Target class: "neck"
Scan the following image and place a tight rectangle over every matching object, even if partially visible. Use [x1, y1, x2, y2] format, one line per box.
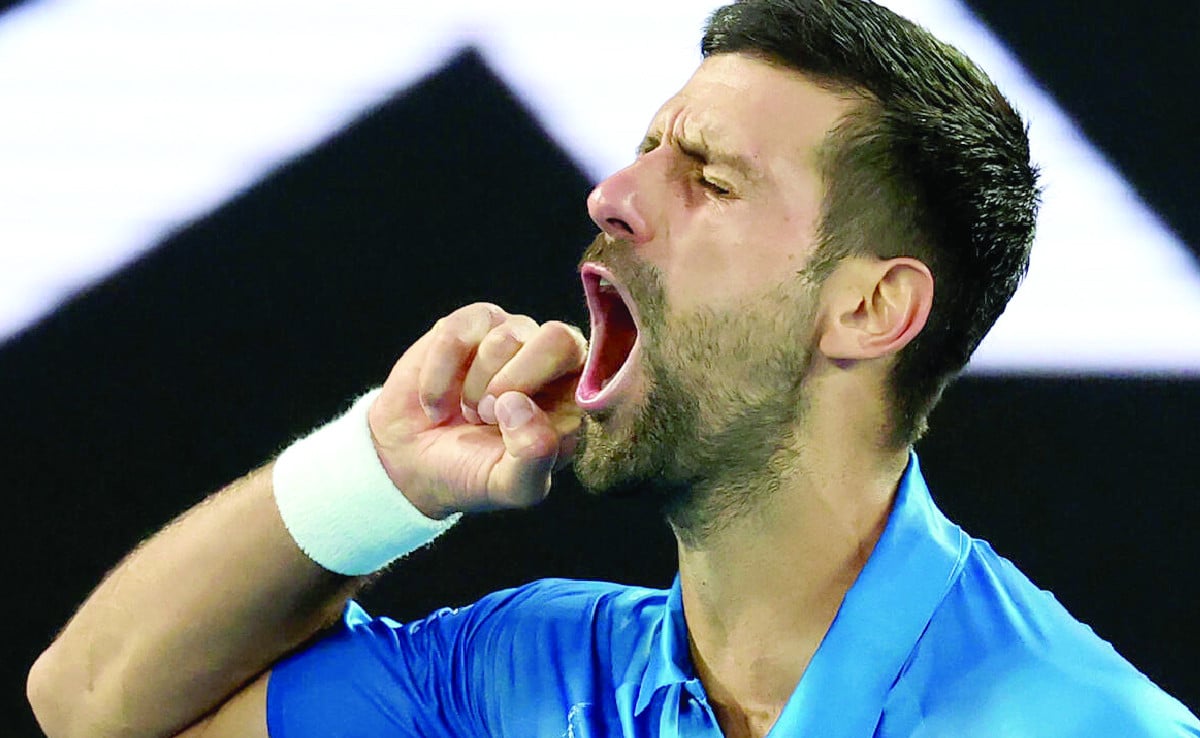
[673, 417, 909, 736]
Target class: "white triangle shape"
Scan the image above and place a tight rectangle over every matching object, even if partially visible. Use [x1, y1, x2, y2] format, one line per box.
[1, 0, 1196, 373]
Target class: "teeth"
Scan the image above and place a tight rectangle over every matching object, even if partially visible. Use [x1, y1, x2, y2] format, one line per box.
[598, 277, 614, 290]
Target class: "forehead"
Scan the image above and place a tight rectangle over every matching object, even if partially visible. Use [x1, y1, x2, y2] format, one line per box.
[648, 53, 858, 171]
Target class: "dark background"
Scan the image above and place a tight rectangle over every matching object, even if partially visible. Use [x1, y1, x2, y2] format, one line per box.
[4, 1, 1197, 734]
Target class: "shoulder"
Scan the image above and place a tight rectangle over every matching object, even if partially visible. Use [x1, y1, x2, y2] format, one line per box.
[381, 577, 668, 663]
[335, 577, 658, 646]
[884, 538, 1200, 736]
[901, 656, 1200, 737]
[463, 576, 665, 629]
[268, 579, 669, 736]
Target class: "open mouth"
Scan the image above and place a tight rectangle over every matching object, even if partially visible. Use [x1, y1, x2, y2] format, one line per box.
[576, 262, 642, 411]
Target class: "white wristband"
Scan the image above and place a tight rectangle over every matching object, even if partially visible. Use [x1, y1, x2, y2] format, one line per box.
[272, 388, 461, 576]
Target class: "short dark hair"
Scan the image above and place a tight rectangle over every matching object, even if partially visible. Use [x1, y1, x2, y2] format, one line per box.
[702, 0, 1041, 446]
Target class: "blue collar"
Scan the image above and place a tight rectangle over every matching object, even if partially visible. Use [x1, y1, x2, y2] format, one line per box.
[633, 564, 695, 714]
[633, 452, 969, 732]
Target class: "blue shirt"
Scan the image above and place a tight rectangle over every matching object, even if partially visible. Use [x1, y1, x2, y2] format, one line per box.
[267, 455, 1199, 736]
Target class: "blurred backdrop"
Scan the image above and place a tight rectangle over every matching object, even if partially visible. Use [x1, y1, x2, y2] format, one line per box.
[2, 1, 1197, 734]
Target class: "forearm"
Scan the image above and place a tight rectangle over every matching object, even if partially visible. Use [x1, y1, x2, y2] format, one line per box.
[27, 304, 585, 738]
[27, 464, 361, 738]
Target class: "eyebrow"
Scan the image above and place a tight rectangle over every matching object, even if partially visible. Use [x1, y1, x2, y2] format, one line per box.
[637, 133, 761, 182]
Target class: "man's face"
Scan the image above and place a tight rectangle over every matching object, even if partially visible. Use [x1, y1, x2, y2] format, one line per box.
[572, 54, 857, 507]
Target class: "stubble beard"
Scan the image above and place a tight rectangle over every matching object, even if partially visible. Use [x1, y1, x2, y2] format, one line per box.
[573, 240, 817, 548]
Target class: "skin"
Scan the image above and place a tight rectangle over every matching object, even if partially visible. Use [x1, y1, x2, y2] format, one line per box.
[579, 54, 934, 736]
[27, 53, 933, 738]
[574, 230, 821, 545]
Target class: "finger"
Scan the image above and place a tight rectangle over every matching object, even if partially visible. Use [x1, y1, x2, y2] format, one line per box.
[554, 431, 580, 472]
[416, 303, 507, 423]
[482, 321, 588, 402]
[546, 398, 582, 473]
[486, 391, 560, 508]
[371, 322, 449, 440]
[460, 315, 539, 417]
[459, 401, 481, 425]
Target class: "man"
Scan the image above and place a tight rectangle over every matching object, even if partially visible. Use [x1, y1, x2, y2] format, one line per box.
[26, 1, 1199, 736]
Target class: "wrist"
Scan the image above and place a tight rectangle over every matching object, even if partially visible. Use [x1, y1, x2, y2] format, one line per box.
[364, 417, 458, 522]
[391, 483, 457, 522]
[272, 389, 461, 576]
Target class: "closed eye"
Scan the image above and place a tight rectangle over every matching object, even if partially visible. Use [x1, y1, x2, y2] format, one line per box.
[697, 173, 732, 196]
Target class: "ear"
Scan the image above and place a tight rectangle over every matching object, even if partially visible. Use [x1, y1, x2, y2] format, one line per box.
[818, 257, 933, 363]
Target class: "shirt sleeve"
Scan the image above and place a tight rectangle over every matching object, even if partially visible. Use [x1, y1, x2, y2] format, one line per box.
[266, 598, 492, 738]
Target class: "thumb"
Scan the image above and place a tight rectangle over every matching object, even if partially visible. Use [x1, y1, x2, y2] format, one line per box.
[486, 391, 559, 508]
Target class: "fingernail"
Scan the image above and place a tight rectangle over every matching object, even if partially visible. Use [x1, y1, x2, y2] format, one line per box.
[496, 394, 533, 430]
[460, 401, 480, 425]
[422, 400, 448, 424]
[478, 394, 497, 425]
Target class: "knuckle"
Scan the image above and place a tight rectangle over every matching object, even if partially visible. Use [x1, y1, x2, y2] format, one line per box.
[477, 331, 519, 364]
[458, 301, 503, 317]
[541, 321, 587, 357]
[483, 326, 519, 348]
[509, 314, 540, 332]
[539, 320, 570, 342]
[546, 320, 587, 343]
[441, 303, 504, 335]
[433, 331, 471, 355]
[469, 302, 507, 325]
[432, 316, 465, 345]
[481, 349, 514, 372]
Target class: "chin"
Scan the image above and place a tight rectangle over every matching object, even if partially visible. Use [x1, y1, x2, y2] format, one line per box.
[572, 412, 654, 498]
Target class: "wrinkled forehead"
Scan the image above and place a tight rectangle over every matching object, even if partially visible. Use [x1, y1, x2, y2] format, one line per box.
[643, 54, 868, 180]
[644, 53, 862, 170]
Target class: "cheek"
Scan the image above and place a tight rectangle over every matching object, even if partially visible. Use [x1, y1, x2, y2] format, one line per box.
[656, 232, 757, 310]
[662, 244, 802, 313]
[654, 198, 818, 310]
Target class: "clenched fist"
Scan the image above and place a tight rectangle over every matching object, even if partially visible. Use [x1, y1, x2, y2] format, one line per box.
[367, 303, 587, 519]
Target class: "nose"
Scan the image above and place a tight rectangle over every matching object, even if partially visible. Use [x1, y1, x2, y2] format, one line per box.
[587, 164, 653, 244]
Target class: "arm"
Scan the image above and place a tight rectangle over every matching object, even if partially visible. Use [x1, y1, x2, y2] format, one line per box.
[26, 464, 352, 738]
[27, 302, 586, 738]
